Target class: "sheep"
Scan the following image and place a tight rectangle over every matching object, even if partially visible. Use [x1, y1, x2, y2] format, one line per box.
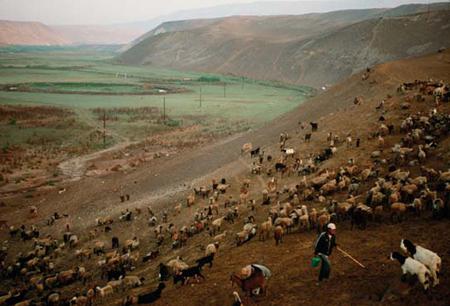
[412, 198, 424, 216]
[259, 217, 272, 241]
[379, 124, 389, 136]
[96, 216, 113, 226]
[213, 231, 227, 243]
[124, 237, 139, 251]
[317, 212, 330, 232]
[29, 206, 38, 218]
[236, 230, 250, 246]
[211, 217, 225, 235]
[274, 225, 284, 245]
[390, 202, 407, 223]
[390, 169, 410, 181]
[241, 143, 252, 154]
[166, 257, 189, 274]
[122, 275, 144, 288]
[390, 252, 431, 291]
[47, 292, 60, 306]
[96, 285, 114, 297]
[69, 234, 79, 248]
[309, 208, 318, 229]
[174, 203, 182, 215]
[186, 194, 196, 207]
[205, 242, 219, 257]
[94, 241, 105, 256]
[107, 278, 123, 291]
[417, 145, 426, 162]
[439, 170, 450, 183]
[320, 179, 337, 195]
[400, 239, 441, 287]
[274, 217, 293, 230]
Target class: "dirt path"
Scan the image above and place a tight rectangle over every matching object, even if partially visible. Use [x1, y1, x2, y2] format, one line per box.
[59, 108, 133, 179]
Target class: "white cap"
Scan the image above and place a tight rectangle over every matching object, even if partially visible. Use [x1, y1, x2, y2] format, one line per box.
[327, 223, 336, 230]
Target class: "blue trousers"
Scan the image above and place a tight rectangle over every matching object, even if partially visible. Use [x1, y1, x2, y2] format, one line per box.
[318, 254, 331, 281]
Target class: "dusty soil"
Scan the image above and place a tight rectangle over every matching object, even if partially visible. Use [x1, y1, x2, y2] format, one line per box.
[0, 50, 449, 306]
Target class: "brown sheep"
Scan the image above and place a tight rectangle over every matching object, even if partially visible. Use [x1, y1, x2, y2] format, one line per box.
[317, 212, 330, 232]
[309, 208, 318, 229]
[374, 205, 383, 222]
[186, 194, 195, 207]
[390, 202, 407, 223]
[274, 226, 284, 245]
[274, 217, 294, 233]
[259, 217, 273, 241]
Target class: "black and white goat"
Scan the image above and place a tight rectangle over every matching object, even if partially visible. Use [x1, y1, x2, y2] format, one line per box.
[390, 252, 431, 291]
[400, 239, 442, 287]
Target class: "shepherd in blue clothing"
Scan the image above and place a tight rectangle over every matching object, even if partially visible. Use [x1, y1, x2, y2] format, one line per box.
[314, 223, 337, 283]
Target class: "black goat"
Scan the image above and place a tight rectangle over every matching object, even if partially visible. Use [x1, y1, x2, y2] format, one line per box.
[143, 250, 159, 263]
[123, 283, 166, 305]
[173, 264, 205, 285]
[112, 237, 119, 249]
[195, 254, 215, 269]
[158, 263, 170, 281]
[250, 147, 260, 158]
[275, 163, 287, 172]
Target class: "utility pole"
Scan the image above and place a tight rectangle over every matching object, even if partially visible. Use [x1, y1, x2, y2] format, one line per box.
[103, 110, 106, 148]
[223, 82, 226, 98]
[163, 96, 166, 122]
[241, 77, 244, 90]
[199, 86, 202, 108]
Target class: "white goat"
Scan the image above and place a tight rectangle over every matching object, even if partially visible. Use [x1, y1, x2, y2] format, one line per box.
[400, 239, 441, 287]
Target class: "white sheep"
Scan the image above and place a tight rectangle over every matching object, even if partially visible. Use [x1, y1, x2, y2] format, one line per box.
[205, 242, 219, 256]
[96, 285, 114, 297]
[122, 275, 144, 288]
[390, 252, 431, 291]
[400, 239, 442, 287]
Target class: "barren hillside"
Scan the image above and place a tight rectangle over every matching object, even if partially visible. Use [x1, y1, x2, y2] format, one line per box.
[119, 8, 450, 88]
[1, 48, 449, 305]
[0, 20, 70, 46]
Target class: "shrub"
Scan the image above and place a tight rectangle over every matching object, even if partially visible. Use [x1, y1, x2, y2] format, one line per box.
[198, 76, 221, 82]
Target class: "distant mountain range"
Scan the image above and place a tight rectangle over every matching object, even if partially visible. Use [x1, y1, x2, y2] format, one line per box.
[0, 20, 70, 46]
[0, 1, 446, 46]
[118, 3, 450, 88]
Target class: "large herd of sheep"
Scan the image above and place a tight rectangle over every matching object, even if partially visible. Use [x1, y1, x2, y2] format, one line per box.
[0, 76, 448, 306]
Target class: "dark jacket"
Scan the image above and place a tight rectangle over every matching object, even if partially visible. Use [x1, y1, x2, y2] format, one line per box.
[314, 232, 336, 256]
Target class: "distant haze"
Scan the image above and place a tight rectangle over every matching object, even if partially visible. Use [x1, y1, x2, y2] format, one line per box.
[0, 0, 446, 25]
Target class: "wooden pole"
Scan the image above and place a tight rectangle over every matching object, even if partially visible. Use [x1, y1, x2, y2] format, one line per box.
[103, 110, 106, 148]
[337, 247, 366, 268]
[223, 82, 226, 98]
[163, 96, 166, 122]
[199, 86, 202, 108]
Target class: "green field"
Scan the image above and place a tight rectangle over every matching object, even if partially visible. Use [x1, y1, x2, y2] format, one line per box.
[0, 46, 314, 149]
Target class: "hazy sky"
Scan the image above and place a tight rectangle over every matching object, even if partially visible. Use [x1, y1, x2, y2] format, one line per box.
[0, 0, 444, 25]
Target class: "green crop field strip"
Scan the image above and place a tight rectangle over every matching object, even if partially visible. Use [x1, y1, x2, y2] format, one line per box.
[0, 46, 314, 151]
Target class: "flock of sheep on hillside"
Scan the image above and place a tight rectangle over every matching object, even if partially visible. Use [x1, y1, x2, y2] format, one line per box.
[0, 78, 449, 305]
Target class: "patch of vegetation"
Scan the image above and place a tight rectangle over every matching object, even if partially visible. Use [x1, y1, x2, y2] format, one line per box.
[165, 119, 181, 127]
[198, 76, 221, 82]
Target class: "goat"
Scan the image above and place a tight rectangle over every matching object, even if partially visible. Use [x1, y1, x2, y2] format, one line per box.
[390, 252, 431, 291]
[173, 264, 205, 285]
[123, 283, 166, 305]
[400, 239, 441, 287]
